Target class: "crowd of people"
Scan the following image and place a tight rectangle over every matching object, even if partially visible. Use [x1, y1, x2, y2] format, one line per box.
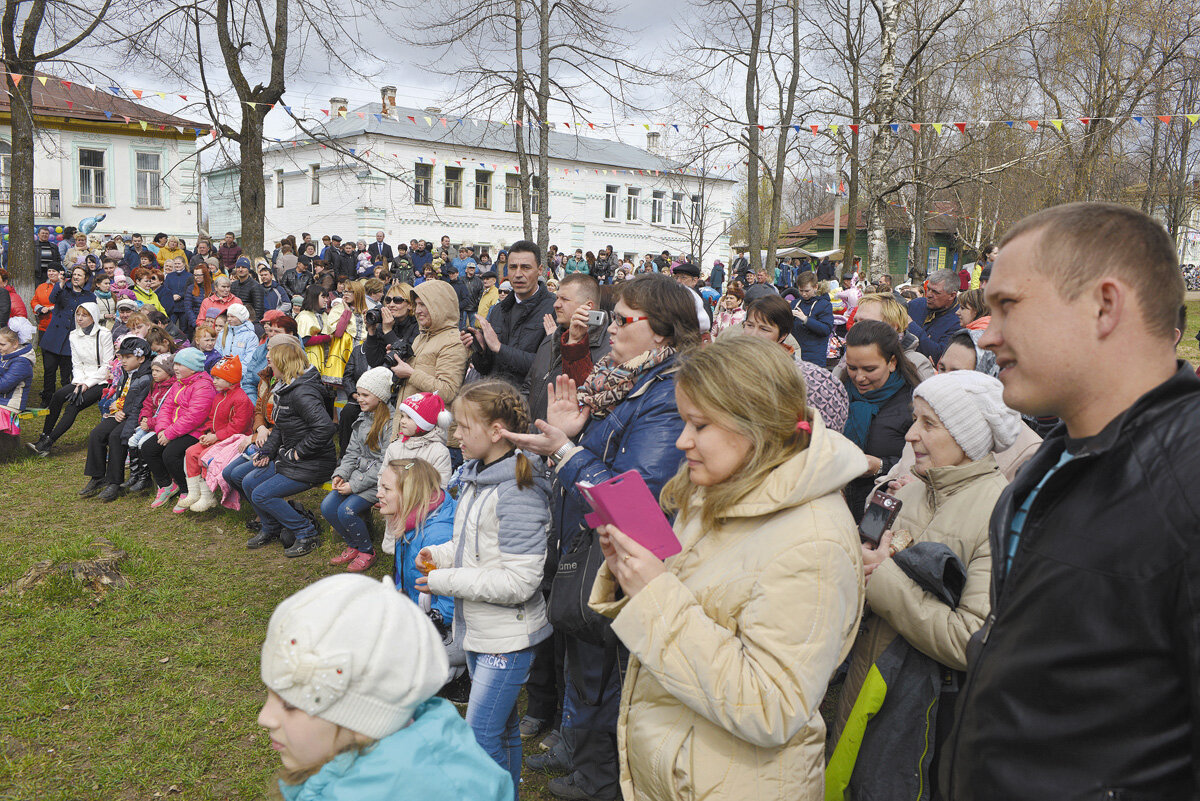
[3, 201, 1200, 801]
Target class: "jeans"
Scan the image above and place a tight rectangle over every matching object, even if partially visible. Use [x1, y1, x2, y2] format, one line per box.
[320, 490, 375, 553]
[466, 647, 535, 799]
[241, 461, 318, 540]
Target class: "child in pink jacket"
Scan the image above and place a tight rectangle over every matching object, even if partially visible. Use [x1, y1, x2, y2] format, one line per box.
[139, 347, 217, 508]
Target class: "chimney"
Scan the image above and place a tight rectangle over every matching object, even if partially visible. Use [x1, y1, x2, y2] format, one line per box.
[381, 85, 396, 116]
[646, 130, 661, 154]
[331, 96, 348, 115]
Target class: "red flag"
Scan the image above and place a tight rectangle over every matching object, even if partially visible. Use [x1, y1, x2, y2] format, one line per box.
[66, 100, 73, 109]
[321, 109, 329, 115]
[810, 124, 819, 133]
[954, 122, 966, 134]
[61, 80, 72, 89]
[588, 123, 594, 129]
[179, 94, 187, 101]
[757, 124, 765, 131]
[911, 123, 921, 131]
[1080, 117, 1090, 125]
[407, 115, 415, 123]
[849, 124, 859, 134]
[1027, 120, 1039, 130]
[132, 89, 143, 98]
[1157, 115, 1172, 123]
[10, 75, 21, 86]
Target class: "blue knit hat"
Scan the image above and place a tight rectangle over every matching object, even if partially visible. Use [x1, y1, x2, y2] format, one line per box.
[174, 347, 206, 373]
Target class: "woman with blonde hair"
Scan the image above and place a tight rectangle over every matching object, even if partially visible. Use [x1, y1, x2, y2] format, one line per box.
[156, 235, 186, 267]
[835, 293, 936, 382]
[956, 287, 990, 330]
[322, 280, 369, 387]
[588, 335, 866, 801]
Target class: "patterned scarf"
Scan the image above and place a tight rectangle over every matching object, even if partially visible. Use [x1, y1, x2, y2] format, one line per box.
[579, 346, 674, 419]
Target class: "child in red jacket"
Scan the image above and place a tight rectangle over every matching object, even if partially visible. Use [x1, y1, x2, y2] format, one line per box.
[176, 354, 254, 513]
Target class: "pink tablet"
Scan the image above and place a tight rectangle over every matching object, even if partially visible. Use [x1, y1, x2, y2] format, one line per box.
[576, 470, 682, 560]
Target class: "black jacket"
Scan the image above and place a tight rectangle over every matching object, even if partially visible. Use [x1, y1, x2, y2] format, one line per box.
[117, 361, 155, 440]
[262, 367, 337, 485]
[367, 241, 393, 262]
[281, 268, 313, 298]
[943, 364, 1200, 801]
[844, 382, 914, 521]
[329, 250, 357, 281]
[36, 241, 62, 283]
[230, 276, 265, 321]
[363, 315, 419, 367]
[522, 320, 610, 421]
[472, 285, 557, 387]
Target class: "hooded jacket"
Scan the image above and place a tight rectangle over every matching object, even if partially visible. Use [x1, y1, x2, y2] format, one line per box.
[0, 343, 35, 413]
[204, 385, 255, 441]
[394, 494, 457, 623]
[426, 451, 553, 654]
[69, 302, 116, 388]
[378, 426, 453, 493]
[195, 292, 240, 325]
[790, 294, 834, 366]
[588, 417, 867, 801]
[218, 319, 260, 364]
[115, 360, 155, 439]
[388, 281, 469, 441]
[333, 404, 393, 502]
[156, 369, 217, 440]
[471, 284, 557, 387]
[262, 367, 337, 485]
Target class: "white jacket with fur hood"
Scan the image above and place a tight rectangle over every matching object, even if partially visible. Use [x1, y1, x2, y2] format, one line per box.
[69, 301, 115, 388]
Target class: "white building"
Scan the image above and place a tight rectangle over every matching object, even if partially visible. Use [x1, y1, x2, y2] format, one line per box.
[0, 77, 206, 241]
[205, 87, 735, 264]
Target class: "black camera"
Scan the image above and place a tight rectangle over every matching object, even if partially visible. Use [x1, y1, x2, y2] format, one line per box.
[384, 345, 402, 368]
[365, 307, 383, 327]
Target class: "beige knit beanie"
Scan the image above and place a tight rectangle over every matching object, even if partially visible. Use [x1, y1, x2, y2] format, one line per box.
[913, 371, 1022, 460]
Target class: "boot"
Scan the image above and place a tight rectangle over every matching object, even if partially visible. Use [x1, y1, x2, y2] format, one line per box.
[78, 477, 105, 498]
[26, 434, 51, 456]
[128, 466, 153, 494]
[97, 483, 122, 503]
[188, 480, 217, 513]
[173, 476, 202, 513]
[121, 454, 143, 489]
[246, 529, 280, 549]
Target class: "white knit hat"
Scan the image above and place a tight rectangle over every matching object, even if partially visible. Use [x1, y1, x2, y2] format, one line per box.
[226, 303, 250, 324]
[356, 367, 394, 403]
[913, 371, 1022, 461]
[260, 574, 448, 739]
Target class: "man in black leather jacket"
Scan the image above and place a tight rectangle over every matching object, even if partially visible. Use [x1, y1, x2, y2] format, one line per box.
[942, 202, 1200, 801]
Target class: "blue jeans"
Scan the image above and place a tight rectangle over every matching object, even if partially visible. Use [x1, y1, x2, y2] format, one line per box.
[320, 490, 375, 553]
[222, 454, 259, 509]
[241, 461, 318, 541]
[466, 647, 535, 798]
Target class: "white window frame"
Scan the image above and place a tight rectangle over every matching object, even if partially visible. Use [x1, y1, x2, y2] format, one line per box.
[475, 170, 492, 210]
[505, 174, 520, 212]
[444, 166, 463, 208]
[78, 146, 109, 206]
[651, 190, 665, 224]
[414, 163, 432, 205]
[671, 192, 684, 226]
[604, 185, 619, 219]
[310, 165, 321, 205]
[275, 169, 284, 208]
[625, 187, 640, 221]
[691, 193, 702, 224]
[133, 150, 164, 208]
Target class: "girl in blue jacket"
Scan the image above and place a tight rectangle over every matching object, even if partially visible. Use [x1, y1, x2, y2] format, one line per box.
[379, 456, 455, 622]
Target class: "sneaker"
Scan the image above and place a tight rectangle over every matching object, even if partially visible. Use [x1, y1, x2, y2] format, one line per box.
[26, 434, 50, 455]
[149, 483, 179, 509]
[330, 547, 359, 566]
[96, 484, 122, 503]
[520, 715, 549, 740]
[547, 775, 615, 801]
[246, 529, 280, 549]
[540, 729, 563, 752]
[526, 749, 570, 775]
[283, 537, 319, 558]
[78, 477, 105, 498]
[346, 551, 376, 573]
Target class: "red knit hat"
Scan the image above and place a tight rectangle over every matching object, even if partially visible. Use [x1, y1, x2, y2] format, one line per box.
[398, 392, 451, 432]
[211, 355, 242, 383]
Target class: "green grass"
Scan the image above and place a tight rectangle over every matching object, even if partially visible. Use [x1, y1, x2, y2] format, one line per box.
[0, 393, 559, 800]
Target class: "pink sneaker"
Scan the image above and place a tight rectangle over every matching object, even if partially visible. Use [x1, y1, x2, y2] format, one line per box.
[150, 483, 179, 509]
[329, 547, 359, 566]
[346, 551, 377, 573]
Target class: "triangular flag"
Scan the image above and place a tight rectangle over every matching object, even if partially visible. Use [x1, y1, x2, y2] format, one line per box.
[791, 125, 800, 132]
[338, 110, 347, 117]
[954, 122, 967, 134]
[66, 101, 74, 110]
[179, 94, 188, 101]
[424, 116, 432, 125]
[122, 115, 130, 123]
[849, 124, 859, 134]
[563, 122, 571, 128]
[1188, 114, 1200, 124]
[357, 112, 365, 118]
[103, 110, 112, 119]
[109, 86, 120, 95]
[37, 76, 48, 86]
[322, 109, 329, 115]
[589, 123, 595, 130]
[911, 123, 922, 132]
[1051, 119, 1063, 130]
[132, 89, 143, 98]
[139, 120, 148, 130]
[644, 123, 650, 130]
[374, 114, 382, 121]
[1133, 116, 1143, 124]
[407, 115, 415, 123]
[890, 123, 899, 133]
[430, 159, 436, 165]
[830, 124, 839, 133]
[1157, 115, 1172, 123]
[1003, 121, 1014, 127]
[283, 105, 292, 113]
[1079, 117, 1090, 125]
[932, 122, 942, 134]
[810, 124, 819, 133]
[440, 117, 447, 127]
[349, 148, 356, 155]
[157, 92, 165, 100]
[673, 124, 679, 132]
[61, 80, 71, 89]
[247, 101, 256, 108]
[1027, 120, 1039, 130]
[9, 74, 20, 86]
[756, 124, 765, 131]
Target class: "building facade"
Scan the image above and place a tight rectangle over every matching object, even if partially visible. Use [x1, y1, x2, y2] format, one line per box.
[0, 78, 206, 242]
[205, 88, 735, 264]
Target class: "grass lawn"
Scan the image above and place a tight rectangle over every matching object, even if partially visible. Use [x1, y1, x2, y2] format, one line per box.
[3, 304, 1198, 800]
[0, 390, 559, 800]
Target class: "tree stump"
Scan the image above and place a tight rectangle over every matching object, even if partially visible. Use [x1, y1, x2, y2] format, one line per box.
[2, 539, 130, 600]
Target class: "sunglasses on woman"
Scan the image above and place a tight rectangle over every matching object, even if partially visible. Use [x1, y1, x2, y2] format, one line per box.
[384, 295, 407, 304]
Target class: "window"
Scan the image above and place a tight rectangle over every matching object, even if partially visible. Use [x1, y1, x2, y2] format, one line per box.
[414, 163, 432, 205]
[691, 194, 702, 223]
[604, 185, 619, 219]
[475, 170, 492, 210]
[651, 190, 665, 224]
[135, 151, 162, 207]
[275, 169, 284, 208]
[79, 148, 106, 205]
[531, 175, 542, 215]
[505, 174, 520, 212]
[310, 165, 320, 205]
[625, 187, 640, 221]
[671, 192, 684, 225]
[445, 166, 463, 208]
[0, 153, 10, 194]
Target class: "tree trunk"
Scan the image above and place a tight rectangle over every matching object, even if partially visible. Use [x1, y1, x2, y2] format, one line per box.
[511, 0, 534, 242]
[535, 0, 551, 260]
[744, 0, 764, 269]
[865, 0, 901, 276]
[4, 69, 37, 299]
[844, 119, 860, 273]
[238, 111, 269, 261]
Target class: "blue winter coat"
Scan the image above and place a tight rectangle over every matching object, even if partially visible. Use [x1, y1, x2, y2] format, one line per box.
[240, 341, 270, 402]
[41, 283, 96, 355]
[162, 271, 193, 316]
[0, 343, 35, 412]
[791, 294, 835, 365]
[217, 320, 259, 364]
[278, 697, 513, 801]
[394, 494, 456, 623]
[906, 297, 961, 361]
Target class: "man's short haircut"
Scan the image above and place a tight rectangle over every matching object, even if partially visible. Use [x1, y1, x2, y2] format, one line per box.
[796, 271, 817, 289]
[560, 273, 601, 305]
[999, 202, 1183, 339]
[507, 239, 542, 267]
[746, 295, 793, 338]
[927, 269, 957, 290]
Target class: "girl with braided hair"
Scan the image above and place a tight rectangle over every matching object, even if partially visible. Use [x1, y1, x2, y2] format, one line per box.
[414, 379, 551, 798]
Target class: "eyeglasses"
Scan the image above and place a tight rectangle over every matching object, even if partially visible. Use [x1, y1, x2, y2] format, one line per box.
[384, 295, 407, 304]
[613, 315, 648, 327]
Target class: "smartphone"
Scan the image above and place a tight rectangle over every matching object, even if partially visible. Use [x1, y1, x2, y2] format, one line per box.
[859, 490, 902, 545]
[585, 309, 607, 327]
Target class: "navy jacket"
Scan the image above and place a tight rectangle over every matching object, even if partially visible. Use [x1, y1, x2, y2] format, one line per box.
[791, 294, 834, 365]
[41, 283, 96, 355]
[0, 343, 35, 412]
[906, 297, 961, 361]
[161, 271, 193, 316]
[473, 285, 557, 387]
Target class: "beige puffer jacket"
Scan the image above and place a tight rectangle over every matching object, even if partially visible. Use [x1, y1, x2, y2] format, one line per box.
[389, 280, 469, 442]
[589, 417, 867, 801]
[833, 455, 1007, 739]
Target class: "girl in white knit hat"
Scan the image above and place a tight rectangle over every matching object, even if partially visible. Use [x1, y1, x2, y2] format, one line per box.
[258, 574, 513, 800]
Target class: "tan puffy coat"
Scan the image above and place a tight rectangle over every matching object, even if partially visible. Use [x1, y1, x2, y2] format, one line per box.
[834, 455, 1007, 739]
[389, 280, 468, 442]
[589, 418, 867, 801]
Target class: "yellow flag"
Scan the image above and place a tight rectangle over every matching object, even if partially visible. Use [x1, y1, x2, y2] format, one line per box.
[424, 116, 432, 125]
[156, 92, 166, 100]
[139, 120, 148, 130]
[37, 76, 48, 85]
[932, 122, 943, 134]
[830, 124, 839, 134]
[1188, 114, 1200, 124]
[1051, 119, 1063, 130]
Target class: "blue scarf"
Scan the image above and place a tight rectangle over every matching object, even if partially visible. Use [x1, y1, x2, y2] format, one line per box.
[843, 370, 906, 449]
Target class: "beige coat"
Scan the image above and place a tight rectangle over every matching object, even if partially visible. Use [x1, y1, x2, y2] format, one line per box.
[589, 418, 867, 801]
[389, 280, 469, 442]
[834, 456, 1007, 738]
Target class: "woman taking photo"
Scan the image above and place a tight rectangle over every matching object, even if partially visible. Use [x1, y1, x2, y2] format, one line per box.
[828, 370, 1021, 800]
[502, 272, 699, 801]
[588, 336, 866, 801]
[841, 319, 922, 520]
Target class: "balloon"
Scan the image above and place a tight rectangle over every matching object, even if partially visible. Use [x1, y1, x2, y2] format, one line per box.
[55, 226, 63, 234]
[78, 214, 106, 235]
[1, 225, 7, 234]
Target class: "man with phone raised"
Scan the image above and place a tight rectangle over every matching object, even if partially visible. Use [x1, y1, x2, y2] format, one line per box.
[461, 240, 556, 388]
[522, 273, 610, 422]
[940, 203, 1200, 800]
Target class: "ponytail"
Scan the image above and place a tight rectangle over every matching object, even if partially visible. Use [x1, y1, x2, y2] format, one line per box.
[514, 451, 533, 490]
